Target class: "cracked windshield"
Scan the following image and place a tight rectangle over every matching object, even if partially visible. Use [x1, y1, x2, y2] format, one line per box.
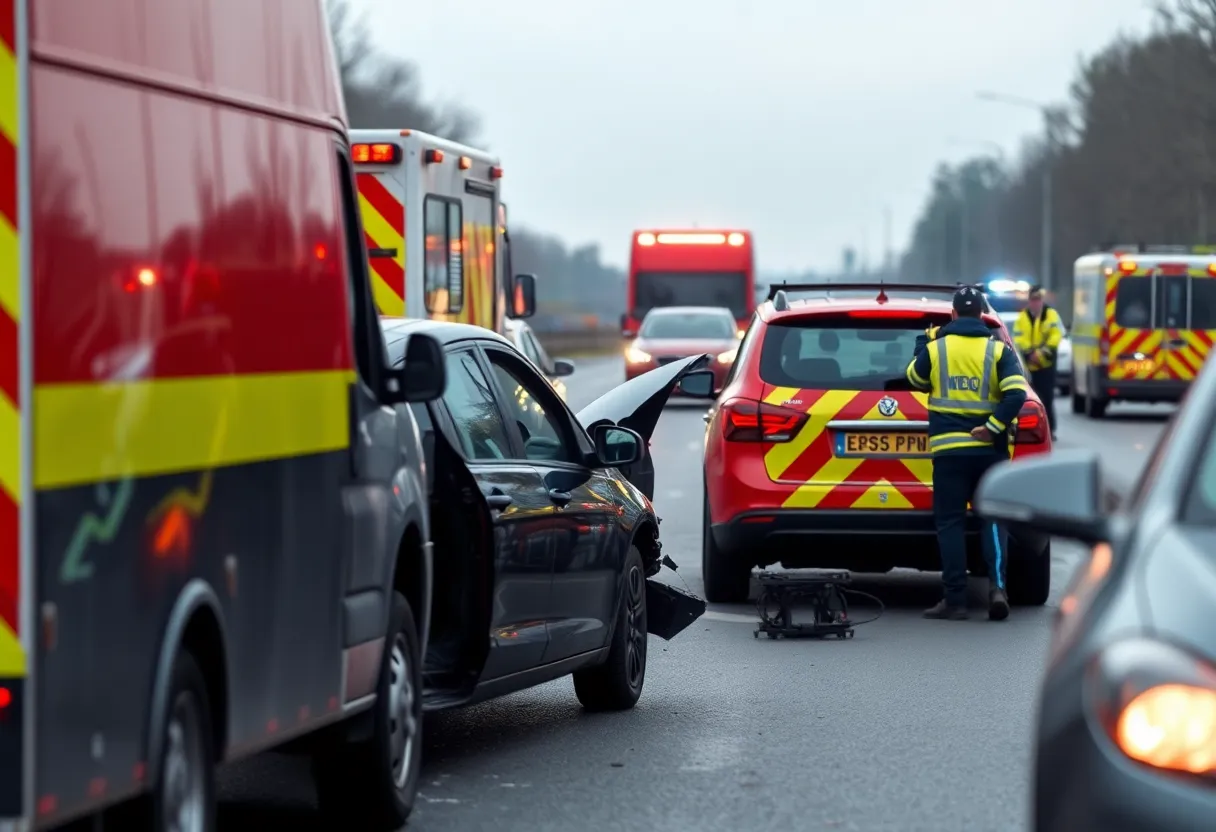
[8, 0, 1216, 830]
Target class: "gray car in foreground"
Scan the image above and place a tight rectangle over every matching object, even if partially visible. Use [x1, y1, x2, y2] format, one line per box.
[976, 374, 1216, 829]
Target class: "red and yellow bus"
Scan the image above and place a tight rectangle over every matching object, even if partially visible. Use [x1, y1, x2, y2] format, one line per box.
[622, 230, 755, 336]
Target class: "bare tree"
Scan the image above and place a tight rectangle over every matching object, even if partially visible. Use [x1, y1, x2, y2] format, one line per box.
[326, 0, 481, 141]
[901, 0, 1216, 319]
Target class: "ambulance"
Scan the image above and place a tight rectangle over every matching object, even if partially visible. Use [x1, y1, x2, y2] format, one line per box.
[1072, 245, 1216, 417]
[350, 129, 521, 333]
[0, 2, 545, 830]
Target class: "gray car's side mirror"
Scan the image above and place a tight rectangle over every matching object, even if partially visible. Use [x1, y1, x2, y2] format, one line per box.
[975, 449, 1107, 543]
[592, 424, 643, 467]
[552, 358, 575, 377]
[388, 333, 446, 403]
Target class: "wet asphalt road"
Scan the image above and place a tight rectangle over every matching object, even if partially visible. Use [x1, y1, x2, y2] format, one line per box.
[216, 358, 1172, 831]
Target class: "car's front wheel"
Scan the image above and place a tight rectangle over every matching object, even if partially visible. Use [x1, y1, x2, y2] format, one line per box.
[313, 591, 422, 830]
[573, 546, 647, 711]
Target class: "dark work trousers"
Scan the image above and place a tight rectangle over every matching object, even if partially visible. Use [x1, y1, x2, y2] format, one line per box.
[932, 451, 1009, 608]
[1030, 366, 1057, 435]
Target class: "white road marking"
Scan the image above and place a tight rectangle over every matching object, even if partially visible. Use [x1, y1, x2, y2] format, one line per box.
[701, 610, 757, 624]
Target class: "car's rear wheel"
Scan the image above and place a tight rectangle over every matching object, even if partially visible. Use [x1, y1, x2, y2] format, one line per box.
[1007, 541, 1051, 606]
[1084, 390, 1107, 419]
[702, 492, 751, 603]
[573, 546, 647, 711]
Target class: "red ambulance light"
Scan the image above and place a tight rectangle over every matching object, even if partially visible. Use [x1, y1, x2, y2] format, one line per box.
[458, 155, 472, 170]
[636, 232, 656, 246]
[727, 232, 746, 246]
[1118, 259, 1137, 274]
[489, 165, 503, 179]
[425, 149, 445, 164]
[0, 686, 11, 708]
[351, 143, 401, 164]
[1208, 263, 1216, 276]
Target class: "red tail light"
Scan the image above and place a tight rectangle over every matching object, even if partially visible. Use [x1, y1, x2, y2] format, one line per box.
[1015, 401, 1049, 444]
[721, 398, 808, 442]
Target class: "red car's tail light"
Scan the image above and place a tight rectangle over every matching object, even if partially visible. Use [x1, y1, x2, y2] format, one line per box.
[721, 398, 808, 442]
[1014, 401, 1048, 444]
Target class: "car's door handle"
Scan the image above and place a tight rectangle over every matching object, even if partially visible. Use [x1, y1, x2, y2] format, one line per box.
[548, 489, 572, 507]
[486, 494, 513, 509]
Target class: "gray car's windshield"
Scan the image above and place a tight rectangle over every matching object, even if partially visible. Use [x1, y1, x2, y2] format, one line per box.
[640, 313, 735, 339]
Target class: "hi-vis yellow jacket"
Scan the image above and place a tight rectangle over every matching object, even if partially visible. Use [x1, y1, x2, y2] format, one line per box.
[1013, 307, 1064, 371]
[906, 318, 1029, 455]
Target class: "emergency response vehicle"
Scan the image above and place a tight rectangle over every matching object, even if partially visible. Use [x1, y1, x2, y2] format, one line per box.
[0, 2, 534, 830]
[1072, 245, 1216, 417]
[701, 283, 1053, 606]
[350, 129, 520, 332]
[621, 230, 755, 337]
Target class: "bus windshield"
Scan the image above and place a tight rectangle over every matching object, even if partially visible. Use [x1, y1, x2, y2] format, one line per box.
[634, 271, 749, 320]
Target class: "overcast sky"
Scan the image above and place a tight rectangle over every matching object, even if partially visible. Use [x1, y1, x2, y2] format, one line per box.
[354, 0, 1158, 272]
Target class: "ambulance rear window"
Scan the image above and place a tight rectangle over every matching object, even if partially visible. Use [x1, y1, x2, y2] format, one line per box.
[758, 315, 1003, 390]
[1114, 278, 1151, 328]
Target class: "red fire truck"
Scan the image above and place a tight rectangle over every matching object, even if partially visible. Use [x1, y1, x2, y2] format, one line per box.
[621, 230, 756, 336]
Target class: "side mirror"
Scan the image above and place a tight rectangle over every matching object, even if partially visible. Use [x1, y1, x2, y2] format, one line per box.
[677, 370, 716, 399]
[388, 333, 446, 403]
[592, 424, 643, 467]
[975, 449, 1107, 544]
[509, 273, 536, 319]
[552, 358, 575, 377]
[620, 312, 636, 339]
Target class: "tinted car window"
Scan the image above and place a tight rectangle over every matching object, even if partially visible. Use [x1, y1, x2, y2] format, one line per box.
[487, 353, 570, 462]
[1191, 278, 1216, 329]
[1114, 278, 1151, 328]
[758, 317, 1005, 390]
[634, 272, 748, 320]
[760, 320, 927, 390]
[441, 351, 512, 460]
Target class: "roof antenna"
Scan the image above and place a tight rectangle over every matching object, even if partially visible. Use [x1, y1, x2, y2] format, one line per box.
[876, 281, 888, 305]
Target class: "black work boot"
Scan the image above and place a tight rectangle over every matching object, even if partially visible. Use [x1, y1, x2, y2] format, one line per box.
[988, 588, 1010, 621]
[923, 600, 968, 620]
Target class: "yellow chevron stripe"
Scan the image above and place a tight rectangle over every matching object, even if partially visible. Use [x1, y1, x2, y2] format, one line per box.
[0, 215, 15, 323]
[0, 618, 23, 675]
[0, 40, 14, 148]
[0, 394, 16, 502]
[764, 389, 855, 480]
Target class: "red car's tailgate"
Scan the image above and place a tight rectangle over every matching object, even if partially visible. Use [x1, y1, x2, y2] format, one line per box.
[760, 385, 933, 510]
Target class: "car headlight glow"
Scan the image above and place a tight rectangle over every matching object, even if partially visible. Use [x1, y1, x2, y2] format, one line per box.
[625, 345, 651, 363]
[717, 348, 738, 365]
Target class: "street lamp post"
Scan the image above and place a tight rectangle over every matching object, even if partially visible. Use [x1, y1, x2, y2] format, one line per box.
[976, 91, 1054, 291]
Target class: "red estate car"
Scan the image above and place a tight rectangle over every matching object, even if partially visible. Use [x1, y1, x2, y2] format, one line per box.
[701, 283, 1054, 605]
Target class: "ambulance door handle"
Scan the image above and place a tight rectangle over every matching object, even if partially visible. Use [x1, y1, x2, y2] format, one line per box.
[1167, 338, 1186, 348]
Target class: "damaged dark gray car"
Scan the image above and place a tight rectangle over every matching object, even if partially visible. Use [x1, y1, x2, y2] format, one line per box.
[381, 319, 712, 714]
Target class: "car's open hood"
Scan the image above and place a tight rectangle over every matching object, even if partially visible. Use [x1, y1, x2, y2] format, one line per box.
[576, 354, 710, 442]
